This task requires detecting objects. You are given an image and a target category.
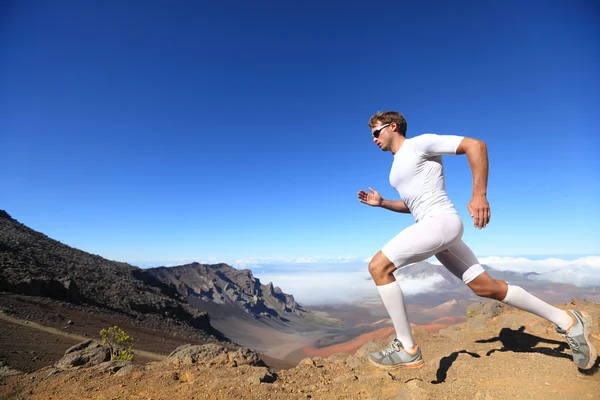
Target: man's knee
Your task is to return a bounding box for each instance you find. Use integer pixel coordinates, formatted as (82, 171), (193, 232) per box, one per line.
(368, 260), (394, 279)
(368, 252), (396, 283)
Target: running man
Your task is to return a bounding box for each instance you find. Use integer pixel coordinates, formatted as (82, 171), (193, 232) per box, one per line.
(358, 111), (596, 370)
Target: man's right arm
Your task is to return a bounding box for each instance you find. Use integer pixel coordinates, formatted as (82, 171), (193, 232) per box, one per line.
(380, 199), (411, 213)
(358, 188), (411, 214)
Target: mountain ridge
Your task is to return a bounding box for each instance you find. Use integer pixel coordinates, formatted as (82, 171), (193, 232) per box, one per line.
(0, 210), (318, 346)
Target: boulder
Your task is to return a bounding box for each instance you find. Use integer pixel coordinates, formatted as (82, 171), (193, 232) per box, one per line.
(167, 344), (228, 365)
(467, 301), (507, 320)
(228, 347), (265, 367)
(246, 366), (276, 385)
(167, 344), (265, 367)
(55, 340), (110, 370)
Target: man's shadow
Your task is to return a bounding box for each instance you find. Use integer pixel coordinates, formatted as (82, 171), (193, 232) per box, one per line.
(431, 350), (480, 384)
(476, 326), (599, 375)
(432, 326), (600, 383)
(476, 326), (570, 358)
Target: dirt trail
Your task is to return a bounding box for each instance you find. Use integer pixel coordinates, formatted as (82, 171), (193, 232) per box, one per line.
(0, 312), (165, 362)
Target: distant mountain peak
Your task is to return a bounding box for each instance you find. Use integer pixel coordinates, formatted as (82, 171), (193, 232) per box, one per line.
(0, 210), (13, 220)
(145, 263), (305, 321)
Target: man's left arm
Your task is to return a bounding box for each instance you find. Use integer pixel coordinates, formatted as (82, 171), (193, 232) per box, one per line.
(456, 138), (491, 229)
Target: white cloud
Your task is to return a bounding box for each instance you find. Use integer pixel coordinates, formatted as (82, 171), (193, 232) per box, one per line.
(253, 270), (373, 305)
(478, 256), (600, 287)
(251, 255), (600, 304)
(530, 268), (600, 287)
(395, 273), (447, 296)
(478, 255), (600, 272)
(235, 256), (363, 267)
(252, 268), (448, 306)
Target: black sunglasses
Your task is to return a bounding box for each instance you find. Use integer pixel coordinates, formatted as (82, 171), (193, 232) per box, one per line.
(372, 123), (391, 139)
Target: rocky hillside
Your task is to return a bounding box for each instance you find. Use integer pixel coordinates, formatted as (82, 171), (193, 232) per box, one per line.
(1, 298), (598, 399)
(0, 210), (316, 341)
(0, 211), (211, 335)
(146, 263), (306, 321)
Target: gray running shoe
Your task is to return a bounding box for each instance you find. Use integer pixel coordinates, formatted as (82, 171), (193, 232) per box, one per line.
(368, 339), (424, 369)
(556, 310), (597, 370)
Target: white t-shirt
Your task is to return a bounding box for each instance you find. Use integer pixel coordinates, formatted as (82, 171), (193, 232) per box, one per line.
(389, 133), (465, 222)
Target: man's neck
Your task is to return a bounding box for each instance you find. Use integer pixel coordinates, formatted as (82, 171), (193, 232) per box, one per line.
(390, 135), (406, 155)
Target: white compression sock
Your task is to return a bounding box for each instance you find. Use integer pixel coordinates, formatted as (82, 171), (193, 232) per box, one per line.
(377, 281), (415, 349)
(501, 285), (572, 330)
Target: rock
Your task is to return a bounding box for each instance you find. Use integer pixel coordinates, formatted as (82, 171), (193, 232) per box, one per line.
(55, 340), (110, 370)
(246, 367), (276, 385)
(167, 344), (228, 365)
(298, 358), (316, 367)
(167, 344), (265, 367)
(228, 347), (266, 367)
(114, 364), (137, 377)
(467, 301), (507, 320)
(311, 357), (328, 367)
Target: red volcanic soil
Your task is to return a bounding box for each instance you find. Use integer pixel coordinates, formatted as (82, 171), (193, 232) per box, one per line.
(299, 317), (468, 358)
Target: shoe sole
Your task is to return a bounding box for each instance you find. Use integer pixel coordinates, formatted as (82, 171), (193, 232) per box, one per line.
(368, 357), (425, 370)
(579, 311), (597, 370)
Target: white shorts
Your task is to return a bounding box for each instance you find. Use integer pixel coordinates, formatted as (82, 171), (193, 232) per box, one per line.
(380, 213), (485, 284)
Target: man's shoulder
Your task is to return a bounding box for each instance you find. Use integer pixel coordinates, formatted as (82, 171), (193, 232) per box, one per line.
(409, 133), (464, 143)
(406, 133), (440, 144)
(409, 133), (440, 139)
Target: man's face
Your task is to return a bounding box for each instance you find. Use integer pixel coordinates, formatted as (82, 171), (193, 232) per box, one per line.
(371, 122), (393, 151)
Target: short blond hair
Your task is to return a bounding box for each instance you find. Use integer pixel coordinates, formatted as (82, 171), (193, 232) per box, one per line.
(368, 111), (407, 136)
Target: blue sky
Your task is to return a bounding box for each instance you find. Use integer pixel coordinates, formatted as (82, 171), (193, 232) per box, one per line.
(2, 0), (599, 272)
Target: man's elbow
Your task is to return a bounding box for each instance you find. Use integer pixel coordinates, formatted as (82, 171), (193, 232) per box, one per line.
(457, 138), (486, 155)
(473, 139), (487, 154)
